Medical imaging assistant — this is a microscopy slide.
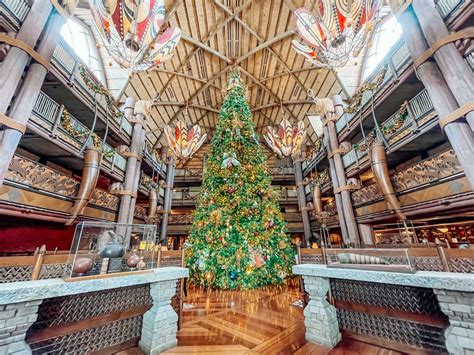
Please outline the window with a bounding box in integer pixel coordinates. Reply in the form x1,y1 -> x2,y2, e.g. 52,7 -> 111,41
61,18 -> 105,84
361,15 -> 402,81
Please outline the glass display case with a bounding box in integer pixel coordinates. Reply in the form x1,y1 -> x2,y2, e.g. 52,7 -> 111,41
64,222 -> 157,280
325,248 -> 415,273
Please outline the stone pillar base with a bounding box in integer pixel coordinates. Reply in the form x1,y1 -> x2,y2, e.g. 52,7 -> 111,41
0,300 -> 42,355
303,276 -> 341,348
139,280 -> 179,354
434,289 -> 474,355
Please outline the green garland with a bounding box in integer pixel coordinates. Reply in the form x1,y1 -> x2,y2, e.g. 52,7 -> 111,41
353,102 -> 408,152
78,65 -> 124,121
60,109 -> 115,158
344,64 -> 388,114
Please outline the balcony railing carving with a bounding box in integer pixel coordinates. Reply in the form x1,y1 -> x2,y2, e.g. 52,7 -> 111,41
351,149 -> 463,207
89,189 -> 120,211
6,155 -> 79,197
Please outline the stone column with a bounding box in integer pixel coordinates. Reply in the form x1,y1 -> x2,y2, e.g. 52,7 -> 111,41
434,289 -> 474,354
412,0 -> 474,130
0,300 -> 42,354
294,157 -> 312,248
302,275 -> 341,348
139,280 -> 178,354
160,156 -> 175,246
0,6 -> 73,185
394,5 -> 474,188
358,223 -> 375,247
327,96 -> 360,245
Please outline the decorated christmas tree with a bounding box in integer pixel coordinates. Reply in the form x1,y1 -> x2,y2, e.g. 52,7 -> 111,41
186,70 -> 295,289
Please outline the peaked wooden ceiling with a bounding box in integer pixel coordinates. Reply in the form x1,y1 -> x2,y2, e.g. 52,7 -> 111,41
122,0 -> 347,148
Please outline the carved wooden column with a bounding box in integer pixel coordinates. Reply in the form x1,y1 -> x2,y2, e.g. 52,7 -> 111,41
327,96 -> 361,246
126,103 -> 150,225
411,0 -> 474,130
0,4 -> 76,185
394,5 -> 474,188
147,189 -> 158,222
117,98 -> 138,224
66,145 -> 100,225
294,157 -> 312,248
160,156 -> 175,246
323,125 -> 349,244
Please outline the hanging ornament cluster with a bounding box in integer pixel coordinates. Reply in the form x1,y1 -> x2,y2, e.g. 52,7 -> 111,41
164,120 -> 207,160
221,152 -> 240,169
89,0 -> 182,71
264,119 -> 307,158
292,1 -> 381,68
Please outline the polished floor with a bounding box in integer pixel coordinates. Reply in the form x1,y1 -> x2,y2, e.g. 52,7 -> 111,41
156,281 -> 402,355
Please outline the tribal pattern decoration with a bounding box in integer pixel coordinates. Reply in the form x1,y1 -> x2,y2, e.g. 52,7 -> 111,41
89,0 -> 181,70
292,1 -> 381,68
264,120 -> 306,158
164,121 -> 207,161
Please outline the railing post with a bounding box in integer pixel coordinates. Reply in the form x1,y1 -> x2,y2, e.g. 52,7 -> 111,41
31,245 -> 46,280
50,103 -> 64,138
436,240 -> 451,272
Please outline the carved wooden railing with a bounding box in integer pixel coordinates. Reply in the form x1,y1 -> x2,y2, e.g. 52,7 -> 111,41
299,247 -> 474,273
31,91 -> 128,179
342,89 -> 436,170
0,0 -> 30,30
4,155 -> 120,212
351,149 -> 464,207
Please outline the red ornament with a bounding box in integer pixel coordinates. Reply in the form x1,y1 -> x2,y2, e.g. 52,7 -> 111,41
227,187 -> 235,193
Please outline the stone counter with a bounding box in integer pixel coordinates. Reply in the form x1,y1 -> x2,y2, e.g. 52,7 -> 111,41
293,264 -> 474,354
0,267 -> 188,355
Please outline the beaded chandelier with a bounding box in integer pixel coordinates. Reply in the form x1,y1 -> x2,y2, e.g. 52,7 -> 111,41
264,120 -> 307,158
292,0 -> 381,68
164,121 -> 207,160
89,0 -> 181,71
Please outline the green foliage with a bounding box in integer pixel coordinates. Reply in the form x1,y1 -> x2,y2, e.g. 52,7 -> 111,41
186,70 -> 295,289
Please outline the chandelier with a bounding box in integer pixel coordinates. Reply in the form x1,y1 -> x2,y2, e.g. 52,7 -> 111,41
264,120 -> 307,158
89,0 -> 182,71
164,121 -> 207,160
292,1 -> 381,68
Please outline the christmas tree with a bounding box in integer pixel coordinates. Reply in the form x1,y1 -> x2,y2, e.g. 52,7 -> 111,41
186,69 -> 295,289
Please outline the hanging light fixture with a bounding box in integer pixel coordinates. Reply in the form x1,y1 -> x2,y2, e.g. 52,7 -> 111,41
89,0 -> 182,71
264,119 -> 307,158
292,1 -> 381,68
164,121 -> 207,161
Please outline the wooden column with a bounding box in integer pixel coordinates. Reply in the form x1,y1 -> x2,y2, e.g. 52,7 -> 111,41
394,5 -> 474,188
323,125 -> 349,244
412,0 -> 474,130
66,145 -> 100,225
358,223 -> 375,247
117,98 -> 138,224
160,156 -> 175,246
328,95 -> 361,246
127,112 -> 147,225
147,189 -> 158,222
294,157 -> 312,248
0,0 -> 51,113
0,8 -> 70,185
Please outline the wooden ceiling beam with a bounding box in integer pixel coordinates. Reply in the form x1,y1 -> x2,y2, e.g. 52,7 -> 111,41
153,101 -> 220,113
215,0 -> 308,92
150,69 -> 221,89
157,1 -> 253,99
151,67 -> 230,148
251,99 -> 313,112
239,67 -> 298,122
181,33 -> 232,64
235,30 -> 294,64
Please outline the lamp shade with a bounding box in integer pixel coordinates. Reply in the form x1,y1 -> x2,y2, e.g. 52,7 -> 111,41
89,0 -> 181,70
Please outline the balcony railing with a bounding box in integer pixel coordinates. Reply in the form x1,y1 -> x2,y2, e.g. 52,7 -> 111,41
4,155 -> 120,212
342,88 -> 436,169
0,0 -> 30,29
31,91 -> 127,179
351,148 -> 464,208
